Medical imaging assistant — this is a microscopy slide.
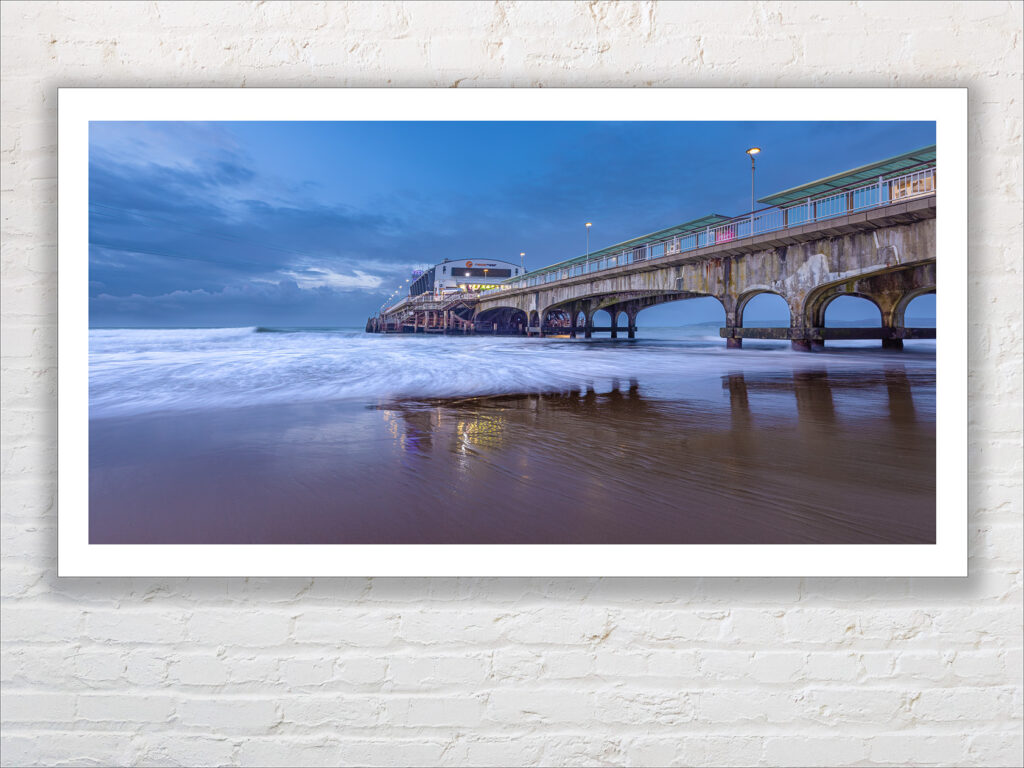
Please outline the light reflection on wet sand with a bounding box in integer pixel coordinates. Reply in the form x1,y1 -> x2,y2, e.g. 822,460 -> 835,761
90,366 -> 935,545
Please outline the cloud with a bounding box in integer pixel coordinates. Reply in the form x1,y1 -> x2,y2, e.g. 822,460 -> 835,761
278,267 -> 385,291
88,123 -> 417,326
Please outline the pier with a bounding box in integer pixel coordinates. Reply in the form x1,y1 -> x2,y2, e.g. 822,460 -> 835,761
365,292 -> 479,334
369,146 -> 937,350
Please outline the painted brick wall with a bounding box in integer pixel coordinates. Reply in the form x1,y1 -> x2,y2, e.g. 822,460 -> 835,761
1,2 -> 1021,766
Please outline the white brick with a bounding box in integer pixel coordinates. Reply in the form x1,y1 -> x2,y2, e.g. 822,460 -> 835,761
450,736 -> 546,767
913,687 -> 1018,722
0,691 -> 76,722
538,649 -> 592,679
699,649 -> 752,679
0,562 -> 43,596
176,697 -> 280,730
763,735 -> 869,766
124,649 -> 170,686
721,608 -> 788,645
84,610 -> 187,644
647,648 -> 701,678
1,605 -> 80,642
292,610 -> 398,646
597,689 -> 697,725
803,687 -> 909,726
279,695 -> 382,728
72,650 -> 126,683
76,693 -> 174,724
236,738 -> 340,767
967,730 -> 1024,767
388,653 -> 488,688
277,656 -> 333,687
335,739 -> 448,767
506,607 -> 611,645
0,733 -> 133,767
699,735 -> 764,767
223,654 -> 279,685
398,609 -> 509,645
168,654 -> 230,686
335,656 -> 388,686
869,733 -> 966,765
187,609 -> 292,647
894,650 -> 955,681
1,646 -> 71,686
136,735 -> 237,767
642,609 -> 731,643
698,689 -> 803,723
487,688 -> 596,724
621,736 -> 683,767
749,650 -> 807,682
385,695 -> 485,727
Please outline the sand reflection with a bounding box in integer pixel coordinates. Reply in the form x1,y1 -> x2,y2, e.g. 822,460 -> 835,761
90,368 -> 933,545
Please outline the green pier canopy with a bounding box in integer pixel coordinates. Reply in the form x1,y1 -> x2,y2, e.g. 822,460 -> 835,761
757,144 -> 936,209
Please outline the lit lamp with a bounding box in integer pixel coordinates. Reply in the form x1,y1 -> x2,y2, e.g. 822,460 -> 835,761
585,222 -> 592,258
746,147 -> 761,213
520,252 -> 525,271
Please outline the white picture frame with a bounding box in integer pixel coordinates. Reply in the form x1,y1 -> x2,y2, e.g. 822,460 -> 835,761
58,87 -> 967,577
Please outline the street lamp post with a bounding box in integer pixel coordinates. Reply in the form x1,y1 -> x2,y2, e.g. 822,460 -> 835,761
520,252 -> 525,272
585,222 -> 592,258
745,147 -> 761,213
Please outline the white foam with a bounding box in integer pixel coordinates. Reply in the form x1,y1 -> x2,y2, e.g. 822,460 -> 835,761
88,327 -> 936,418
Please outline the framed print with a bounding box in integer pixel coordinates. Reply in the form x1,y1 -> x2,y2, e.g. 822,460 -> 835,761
57,87 -> 967,576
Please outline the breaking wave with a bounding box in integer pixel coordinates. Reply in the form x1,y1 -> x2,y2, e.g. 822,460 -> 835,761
88,326 -> 935,418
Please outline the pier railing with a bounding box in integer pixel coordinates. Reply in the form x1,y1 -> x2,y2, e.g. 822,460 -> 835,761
380,291 -> 480,314
481,164 -> 935,295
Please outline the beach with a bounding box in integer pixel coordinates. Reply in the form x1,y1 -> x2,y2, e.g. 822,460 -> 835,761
89,328 -> 936,545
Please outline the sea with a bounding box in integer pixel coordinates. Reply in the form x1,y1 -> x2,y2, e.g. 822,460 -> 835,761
89,326 -> 936,545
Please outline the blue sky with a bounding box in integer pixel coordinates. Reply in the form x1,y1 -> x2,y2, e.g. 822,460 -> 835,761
89,120 -> 935,327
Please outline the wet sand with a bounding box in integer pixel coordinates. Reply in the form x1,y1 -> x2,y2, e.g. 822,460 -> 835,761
89,366 -> 935,545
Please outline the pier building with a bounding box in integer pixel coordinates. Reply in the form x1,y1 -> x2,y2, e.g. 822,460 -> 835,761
365,257 -> 524,334
367,145 -> 937,350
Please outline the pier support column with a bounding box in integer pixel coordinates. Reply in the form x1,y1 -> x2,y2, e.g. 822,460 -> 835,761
882,338 -> 904,350
792,339 -> 825,352
791,338 -> 812,352
790,319 -> 819,351
723,305 -> 741,349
